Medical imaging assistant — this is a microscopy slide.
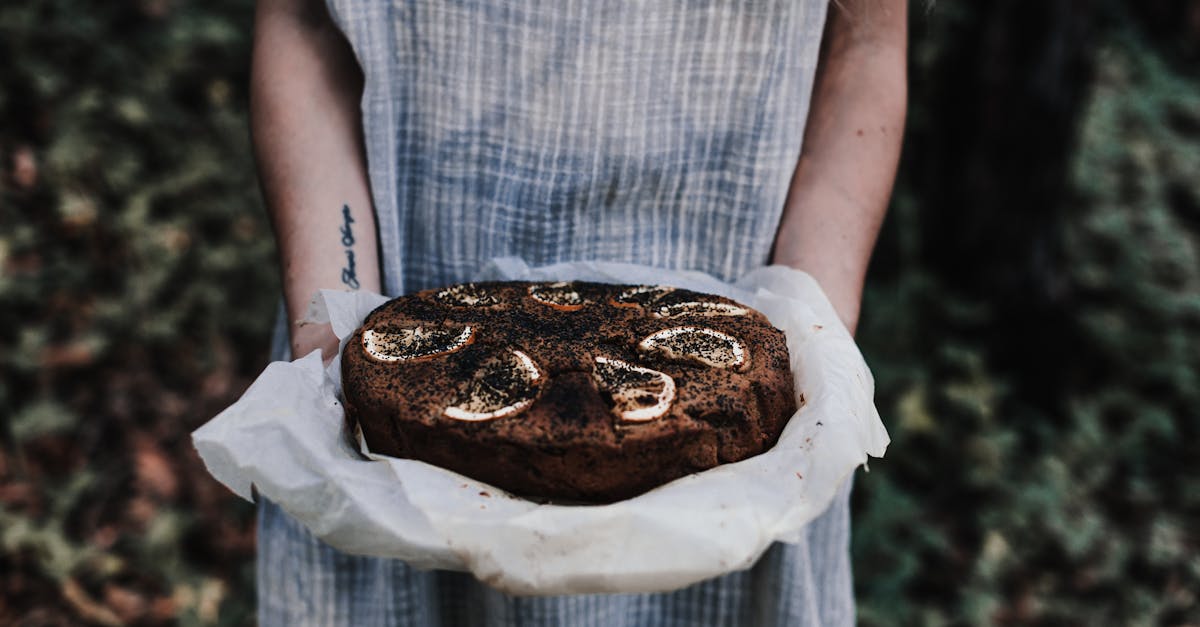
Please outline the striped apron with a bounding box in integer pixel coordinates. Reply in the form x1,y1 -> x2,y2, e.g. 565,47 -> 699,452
260,0 -> 853,624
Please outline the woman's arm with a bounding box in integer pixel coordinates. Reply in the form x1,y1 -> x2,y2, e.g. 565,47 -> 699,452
770,0 -> 908,334
251,0 -> 381,361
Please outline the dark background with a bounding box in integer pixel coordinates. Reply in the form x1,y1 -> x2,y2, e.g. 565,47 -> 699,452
2,1 -> 1198,624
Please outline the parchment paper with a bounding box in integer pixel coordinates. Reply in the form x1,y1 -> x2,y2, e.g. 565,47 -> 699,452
192,257 -> 889,595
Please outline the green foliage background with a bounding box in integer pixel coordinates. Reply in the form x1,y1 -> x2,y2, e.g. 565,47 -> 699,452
1,0 -> 1197,625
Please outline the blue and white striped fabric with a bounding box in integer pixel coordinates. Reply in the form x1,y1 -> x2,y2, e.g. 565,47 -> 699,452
262,0 -> 852,624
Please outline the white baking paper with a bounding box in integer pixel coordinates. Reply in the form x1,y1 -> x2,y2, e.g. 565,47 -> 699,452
192,257 -> 889,595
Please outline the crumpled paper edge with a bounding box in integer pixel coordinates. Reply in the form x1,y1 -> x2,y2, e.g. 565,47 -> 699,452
192,257 -> 888,594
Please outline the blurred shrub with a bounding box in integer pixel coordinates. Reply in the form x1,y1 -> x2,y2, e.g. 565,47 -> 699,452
1,0 -> 1197,625
1,0 -> 271,624
854,3 -> 1200,625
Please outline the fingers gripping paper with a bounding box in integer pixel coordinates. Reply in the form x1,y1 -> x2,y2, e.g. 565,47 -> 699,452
192,258 -> 889,595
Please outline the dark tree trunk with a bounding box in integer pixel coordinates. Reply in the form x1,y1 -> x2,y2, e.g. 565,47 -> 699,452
909,0 -> 1099,405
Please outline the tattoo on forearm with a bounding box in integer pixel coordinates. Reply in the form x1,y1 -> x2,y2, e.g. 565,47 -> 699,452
339,204 -> 360,289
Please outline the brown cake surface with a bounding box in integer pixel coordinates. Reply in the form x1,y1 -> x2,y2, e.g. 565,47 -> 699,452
340,281 -> 797,503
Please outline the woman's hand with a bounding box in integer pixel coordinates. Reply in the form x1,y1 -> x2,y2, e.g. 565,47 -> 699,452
770,0 -> 908,335
291,322 -> 340,365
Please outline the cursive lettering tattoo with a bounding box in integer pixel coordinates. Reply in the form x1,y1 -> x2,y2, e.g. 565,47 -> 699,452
342,250 -> 359,289
339,204 -> 359,289
340,204 -> 356,247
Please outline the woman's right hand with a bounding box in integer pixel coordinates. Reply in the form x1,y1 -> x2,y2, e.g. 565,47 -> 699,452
291,321 -> 340,365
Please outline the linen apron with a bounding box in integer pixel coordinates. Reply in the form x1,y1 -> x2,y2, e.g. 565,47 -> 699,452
260,0 -> 854,624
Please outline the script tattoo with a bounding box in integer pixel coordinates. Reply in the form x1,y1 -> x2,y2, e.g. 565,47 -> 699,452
339,204 -> 360,289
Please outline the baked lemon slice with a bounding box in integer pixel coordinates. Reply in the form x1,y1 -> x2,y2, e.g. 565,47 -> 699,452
443,349 -> 543,421
592,356 -> 676,422
528,282 -> 589,311
638,326 -> 747,370
434,283 -> 500,307
653,301 -> 748,318
609,284 -> 675,309
362,326 -> 474,362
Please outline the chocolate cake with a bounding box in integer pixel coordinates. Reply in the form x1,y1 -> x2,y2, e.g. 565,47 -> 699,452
340,281 -> 797,503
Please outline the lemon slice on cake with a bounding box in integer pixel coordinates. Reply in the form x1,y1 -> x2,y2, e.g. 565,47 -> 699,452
434,283 -> 501,307
653,301 -> 748,318
609,285 -> 675,309
592,356 -> 676,422
443,349 -> 543,422
528,282 -> 589,311
362,326 -> 474,362
638,326 -> 747,370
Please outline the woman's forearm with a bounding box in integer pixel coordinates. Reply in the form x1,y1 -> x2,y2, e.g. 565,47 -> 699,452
251,0 -> 380,356
771,0 -> 908,333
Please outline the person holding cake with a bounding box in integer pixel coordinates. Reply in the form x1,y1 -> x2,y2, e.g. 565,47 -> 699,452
250,0 -> 905,623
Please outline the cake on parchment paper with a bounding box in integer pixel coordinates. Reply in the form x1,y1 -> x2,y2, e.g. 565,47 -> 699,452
340,281 -> 797,503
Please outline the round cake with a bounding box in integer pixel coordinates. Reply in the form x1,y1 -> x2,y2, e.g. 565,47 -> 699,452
340,280 -> 797,503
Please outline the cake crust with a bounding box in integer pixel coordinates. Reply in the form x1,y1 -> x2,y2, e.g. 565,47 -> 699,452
340,281 -> 797,503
